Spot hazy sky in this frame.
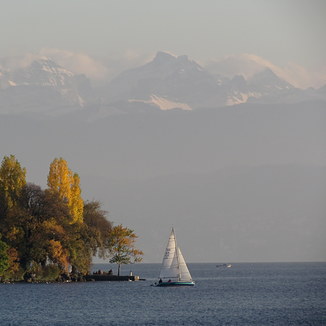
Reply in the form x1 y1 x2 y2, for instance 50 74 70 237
1 0 325 76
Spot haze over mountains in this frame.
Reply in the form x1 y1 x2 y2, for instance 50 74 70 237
0 51 325 115
0 52 325 262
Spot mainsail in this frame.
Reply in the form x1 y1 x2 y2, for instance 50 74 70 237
159 228 193 282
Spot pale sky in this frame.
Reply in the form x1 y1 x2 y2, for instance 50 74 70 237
1 0 325 76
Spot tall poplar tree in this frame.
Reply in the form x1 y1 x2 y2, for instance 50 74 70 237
70 173 84 224
47 158 72 203
47 158 83 224
0 155 26 214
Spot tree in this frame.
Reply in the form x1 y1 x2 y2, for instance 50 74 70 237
0 235 9 277
3 247 21 280
5 183 71 274
19 183 46 221
47 158 71 201
70 173 83 224
47 158 83 224
48 239 69 273
83 201 112 258
0 155 26 215
65 226 93 275
0 155 143 281
109 225 143 276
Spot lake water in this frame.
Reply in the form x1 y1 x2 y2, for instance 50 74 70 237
0 263 325 325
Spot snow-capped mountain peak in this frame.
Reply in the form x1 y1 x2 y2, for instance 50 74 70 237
105 51 217 110
11 58 75 88
0 57 92 114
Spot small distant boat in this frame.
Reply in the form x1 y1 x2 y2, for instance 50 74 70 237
216 263 232 268
155 228 195 287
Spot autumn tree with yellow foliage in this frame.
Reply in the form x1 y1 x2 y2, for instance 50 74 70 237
47 158 83 224
109 225 143 276
0 155 26 214
0 155 142 282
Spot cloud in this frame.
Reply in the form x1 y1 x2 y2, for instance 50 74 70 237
280 62 326 89
0 53 41 71
206 54 326 89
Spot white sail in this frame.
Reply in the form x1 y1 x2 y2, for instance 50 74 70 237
159 228 177 280
158 228 193 283
176 247 192 282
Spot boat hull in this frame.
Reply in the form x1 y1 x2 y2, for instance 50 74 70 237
156 281 195 287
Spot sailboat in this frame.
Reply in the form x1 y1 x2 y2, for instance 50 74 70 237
156 228 195 287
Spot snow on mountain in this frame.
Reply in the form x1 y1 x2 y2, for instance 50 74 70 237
0 52 324 115
103 52 303 111
129 94 192 111
0 58 92 114
103 51 221 110
205 53 326 90
10 58 74 88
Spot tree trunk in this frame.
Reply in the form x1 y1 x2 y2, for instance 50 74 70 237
118 264 121 276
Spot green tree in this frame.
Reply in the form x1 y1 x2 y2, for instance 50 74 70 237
83 201 112 258
66 201 113 275
109 225 143 276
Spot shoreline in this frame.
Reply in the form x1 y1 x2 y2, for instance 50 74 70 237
1 274 143 284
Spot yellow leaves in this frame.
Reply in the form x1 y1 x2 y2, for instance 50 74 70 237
70 173 83 224
0 239 20 278
0 155 26 209
47 158 72 202
0 155 143 278
7 226 23 241
48 240 69 273
47 158 83 224
6 247 20 274
132 249 144 263
109 225 143 265
42 219 65 237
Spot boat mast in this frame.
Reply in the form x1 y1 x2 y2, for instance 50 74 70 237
172 228 181 281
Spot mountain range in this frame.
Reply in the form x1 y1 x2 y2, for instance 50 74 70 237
0 51 325 115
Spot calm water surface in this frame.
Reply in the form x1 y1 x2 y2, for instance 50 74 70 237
0 263 325 325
